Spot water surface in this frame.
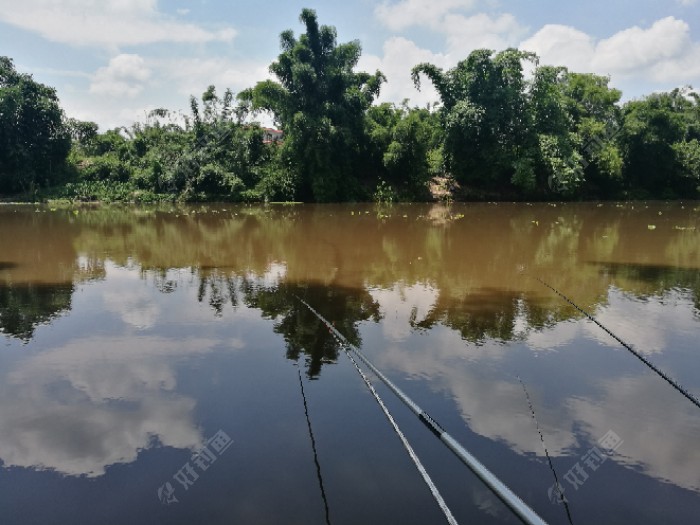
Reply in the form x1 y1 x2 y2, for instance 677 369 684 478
1 202 699 524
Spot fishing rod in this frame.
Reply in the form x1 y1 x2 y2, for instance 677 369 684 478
343 338 459 525
296 295 549 525
535 276 700 411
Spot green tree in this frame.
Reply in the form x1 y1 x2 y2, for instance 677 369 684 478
619 89 697 198
525 67 623 196
365 102 442 200
0 56 71 193
239 8 385 202
167 86 268 199
526 65 580 194
562 72 623 196
412 49 535 196
65 118 99 150
68 86 275 202
412 52 627 199
672 139 700 191
382 106 441 200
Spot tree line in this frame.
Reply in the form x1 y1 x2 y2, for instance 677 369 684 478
1 8 699 202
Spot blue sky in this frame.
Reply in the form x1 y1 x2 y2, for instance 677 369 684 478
2 0 699 130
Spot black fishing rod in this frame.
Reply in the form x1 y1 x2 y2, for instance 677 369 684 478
535 276 700 411
296 295 549 525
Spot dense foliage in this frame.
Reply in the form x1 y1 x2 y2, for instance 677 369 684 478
239 8 386 202
0 57 71 194
1 9 700 202
64 86 277 203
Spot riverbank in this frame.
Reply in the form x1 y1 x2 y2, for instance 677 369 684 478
3 178 693 205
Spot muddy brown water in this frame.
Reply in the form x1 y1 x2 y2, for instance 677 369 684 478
1 202 699 524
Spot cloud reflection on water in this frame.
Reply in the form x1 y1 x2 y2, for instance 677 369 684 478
369 283 700 494
0 336 220 477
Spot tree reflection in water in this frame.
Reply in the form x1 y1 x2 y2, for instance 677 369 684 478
244 281 381 377
0 282 74 340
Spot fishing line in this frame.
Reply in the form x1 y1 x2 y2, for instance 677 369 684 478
534 276 700 411
516 375 575 525
294 295 456 524
343 343 459 525
295 295 549 525
296 365 333 525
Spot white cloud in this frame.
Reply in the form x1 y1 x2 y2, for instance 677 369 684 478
585 287 700 354
359 37 450 107
374 6 700 94
0 0 236 47
521 16 700 84
375 0 476 31
375 318 578 455
102 274 160 329
528 287 697 356
374 0 526 56
368 9 527 104
569 376 700 493
359 13 524 108
368 285 700 493
649 50 700 83
526 319 580 352
520 24 595 72
60 99 161 131
158 57 271 98
0 335 218 477
64 54 272 129
370 283 439 341
443 13 527 54
592 17 691 73
89 54 151 98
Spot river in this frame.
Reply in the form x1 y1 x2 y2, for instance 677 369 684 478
1 201 699 524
